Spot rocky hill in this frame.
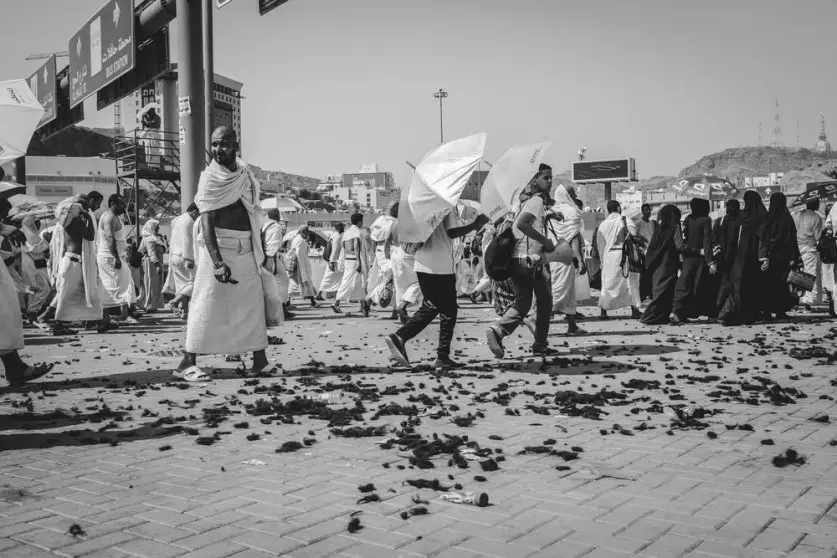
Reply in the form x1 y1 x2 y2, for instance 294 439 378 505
28 125 115 158
247 163 321 194
678 147 837 182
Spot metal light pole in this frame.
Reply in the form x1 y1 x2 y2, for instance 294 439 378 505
177 0 206 207
434 88 448 143
202 0 214 156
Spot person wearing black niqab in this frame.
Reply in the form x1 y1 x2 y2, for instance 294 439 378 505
711 199 741 314
718 191 769 325
761 192 802 319
671 198 713 323
640 205 698 325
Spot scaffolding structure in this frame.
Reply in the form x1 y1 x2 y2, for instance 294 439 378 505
113 129 182 241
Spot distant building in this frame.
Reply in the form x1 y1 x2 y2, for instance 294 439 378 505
743 173 783 188
331 185 394 211
815 113 831 154
341 170 395 191
120 64 244 154
23 156 118 202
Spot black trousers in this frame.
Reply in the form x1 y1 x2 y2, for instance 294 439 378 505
395 272 457 358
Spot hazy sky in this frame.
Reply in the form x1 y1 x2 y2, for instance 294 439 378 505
2 0 836 185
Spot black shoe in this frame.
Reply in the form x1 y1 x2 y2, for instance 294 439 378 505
385 334 411 368
533 346 560 358
283 310 296 320
469 292 479 304
434 356 460 370
830 300 837 318
362 300 370 318
390 309 399 320
486 327 505 358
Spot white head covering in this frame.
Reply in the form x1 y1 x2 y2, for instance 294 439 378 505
549 185 583 242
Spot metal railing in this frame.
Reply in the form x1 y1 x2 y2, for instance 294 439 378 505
114 129 181 176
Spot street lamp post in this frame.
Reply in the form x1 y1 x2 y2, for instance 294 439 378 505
434 88 448 143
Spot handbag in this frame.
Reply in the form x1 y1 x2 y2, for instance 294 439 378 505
817 234 837 264
786 269 815 292
621 218 645 278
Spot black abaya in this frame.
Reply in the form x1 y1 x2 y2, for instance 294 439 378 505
672 214 714 319
762 208 801 315
641 207 692 325
712 214 739 313
719 193 769 326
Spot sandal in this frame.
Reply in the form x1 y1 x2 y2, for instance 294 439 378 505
7 363 55 386
173 366 211 382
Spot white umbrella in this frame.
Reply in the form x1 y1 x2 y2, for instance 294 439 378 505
7 193 56 221
398 133 487 243
456 199 482 224
0 80 45 166
0 181 26 200
480 142 551 223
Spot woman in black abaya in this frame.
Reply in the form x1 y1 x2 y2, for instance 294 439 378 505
712 199 741 314
762 192 802 319
671 198 714 323
641 205 693 325
718 191 769 326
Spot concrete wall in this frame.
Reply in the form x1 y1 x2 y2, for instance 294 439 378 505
24 156 118 201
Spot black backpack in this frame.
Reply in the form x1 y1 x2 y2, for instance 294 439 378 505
322 236 333 261
484 218 516 281
818 233 837 264
620 217 645 277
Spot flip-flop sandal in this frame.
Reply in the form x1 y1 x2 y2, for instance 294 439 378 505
120 316 139 324
7 363 55 387
172 366 211 382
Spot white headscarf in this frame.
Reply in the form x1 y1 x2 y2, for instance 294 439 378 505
549 185 583 242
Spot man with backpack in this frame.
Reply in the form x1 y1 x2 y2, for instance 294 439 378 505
316 223 343 302
597 200 643 319
385 210 489 370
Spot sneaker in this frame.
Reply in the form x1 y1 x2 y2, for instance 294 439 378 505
533 346 560 357
434 356 460 370
385 334 411 368
486 327 505 358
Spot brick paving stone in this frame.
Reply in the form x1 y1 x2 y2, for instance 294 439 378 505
562 531 647 554
177 541 247 558
286 535 356 558
397 529 471 556
56 532 140 557
527 539 595 558
232 532 305 555
694 540 786 558
638 533 702 557
114 537 189 558
747 527 806 554
456 536 539 557
1 545 58 558
785 545 837 558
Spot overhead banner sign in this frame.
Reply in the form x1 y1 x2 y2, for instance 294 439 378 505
97 28 170 111
259 0 290 16
37 65 85 141
69 0 135 108
28 55 57 128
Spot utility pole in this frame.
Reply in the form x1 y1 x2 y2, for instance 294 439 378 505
177 0 206 207
434 88 448 143
202 0 214 155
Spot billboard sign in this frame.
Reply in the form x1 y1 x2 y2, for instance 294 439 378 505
69 0 135 108
572 158 637 184
28 55 57 128
259 0 290 16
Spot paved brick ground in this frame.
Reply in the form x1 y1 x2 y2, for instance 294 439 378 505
1 300 836 558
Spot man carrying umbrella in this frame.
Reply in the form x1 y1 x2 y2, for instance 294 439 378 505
386 211 488 369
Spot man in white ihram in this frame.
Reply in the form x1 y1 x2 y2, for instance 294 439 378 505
175 127 270 381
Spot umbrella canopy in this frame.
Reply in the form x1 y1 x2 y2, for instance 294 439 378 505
0 181 26 200
136 102 161 121
672 175 739 200
261 196 305 213
6 193 57 221
398 133 487 243
456 199 482 224
480 142 550 222
789 180 837 208
0 80 45 166
282 227 332 246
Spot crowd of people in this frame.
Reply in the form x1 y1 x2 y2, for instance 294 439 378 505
2 129 836 385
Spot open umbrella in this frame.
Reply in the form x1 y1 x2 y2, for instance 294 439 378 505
672 175 739 200
480 142 550 222
0 181 26 200
0 80 45 166
398 133 487 243
456 199 482 224
7 194 57 221
789 180 837 208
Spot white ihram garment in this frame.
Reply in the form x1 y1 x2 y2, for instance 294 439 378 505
597 213 639 311
97 223 137 308
336 225 366 302
318 234 343 294
163 213 197 298
391 245 421 306
548 187 583 314
0 257 24 355
796 209 823 305
186 158 268 354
